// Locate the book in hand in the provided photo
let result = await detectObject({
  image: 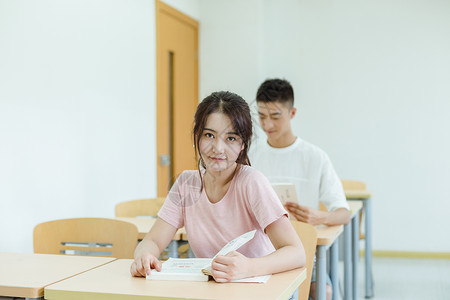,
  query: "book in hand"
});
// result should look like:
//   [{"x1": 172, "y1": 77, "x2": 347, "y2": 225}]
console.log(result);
[
  {"x1": 146, "y1": 230, "x2": 271, "y2": 283},
  {"x1": 272, "y1": 183, "x2": 298, "y2": 220}
]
